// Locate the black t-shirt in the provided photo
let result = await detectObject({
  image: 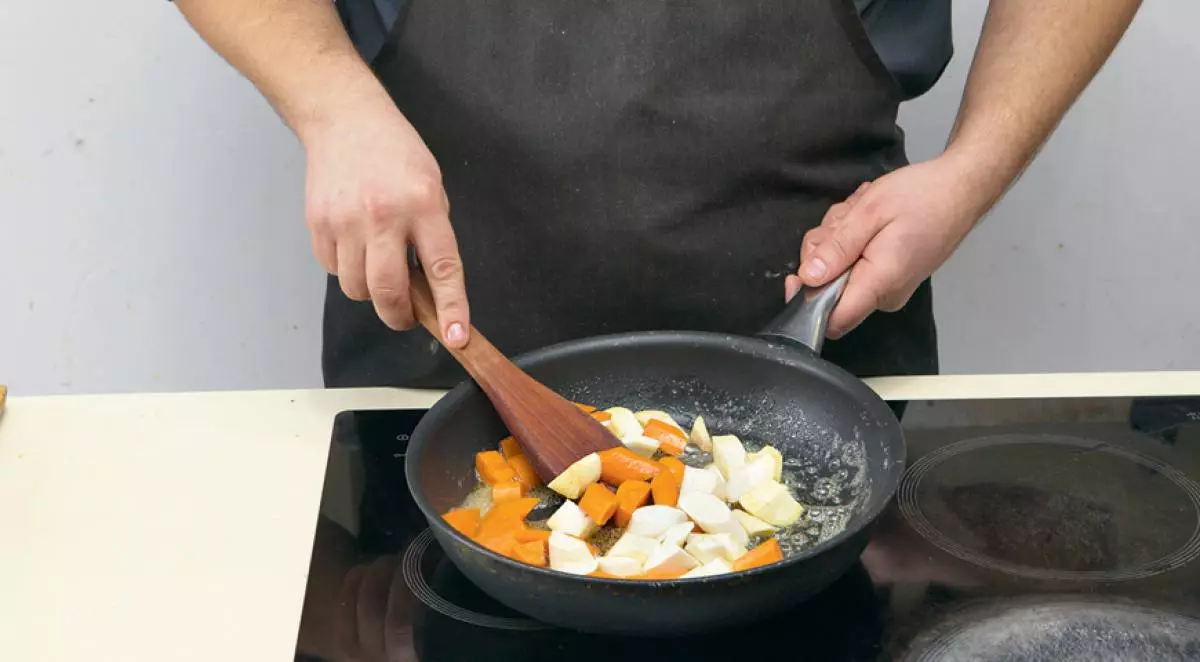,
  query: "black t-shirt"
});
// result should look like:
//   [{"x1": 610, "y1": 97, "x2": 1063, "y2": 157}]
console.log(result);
[{"x1": 338, "y1": 0, "x2": 952, "y2": 100}]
